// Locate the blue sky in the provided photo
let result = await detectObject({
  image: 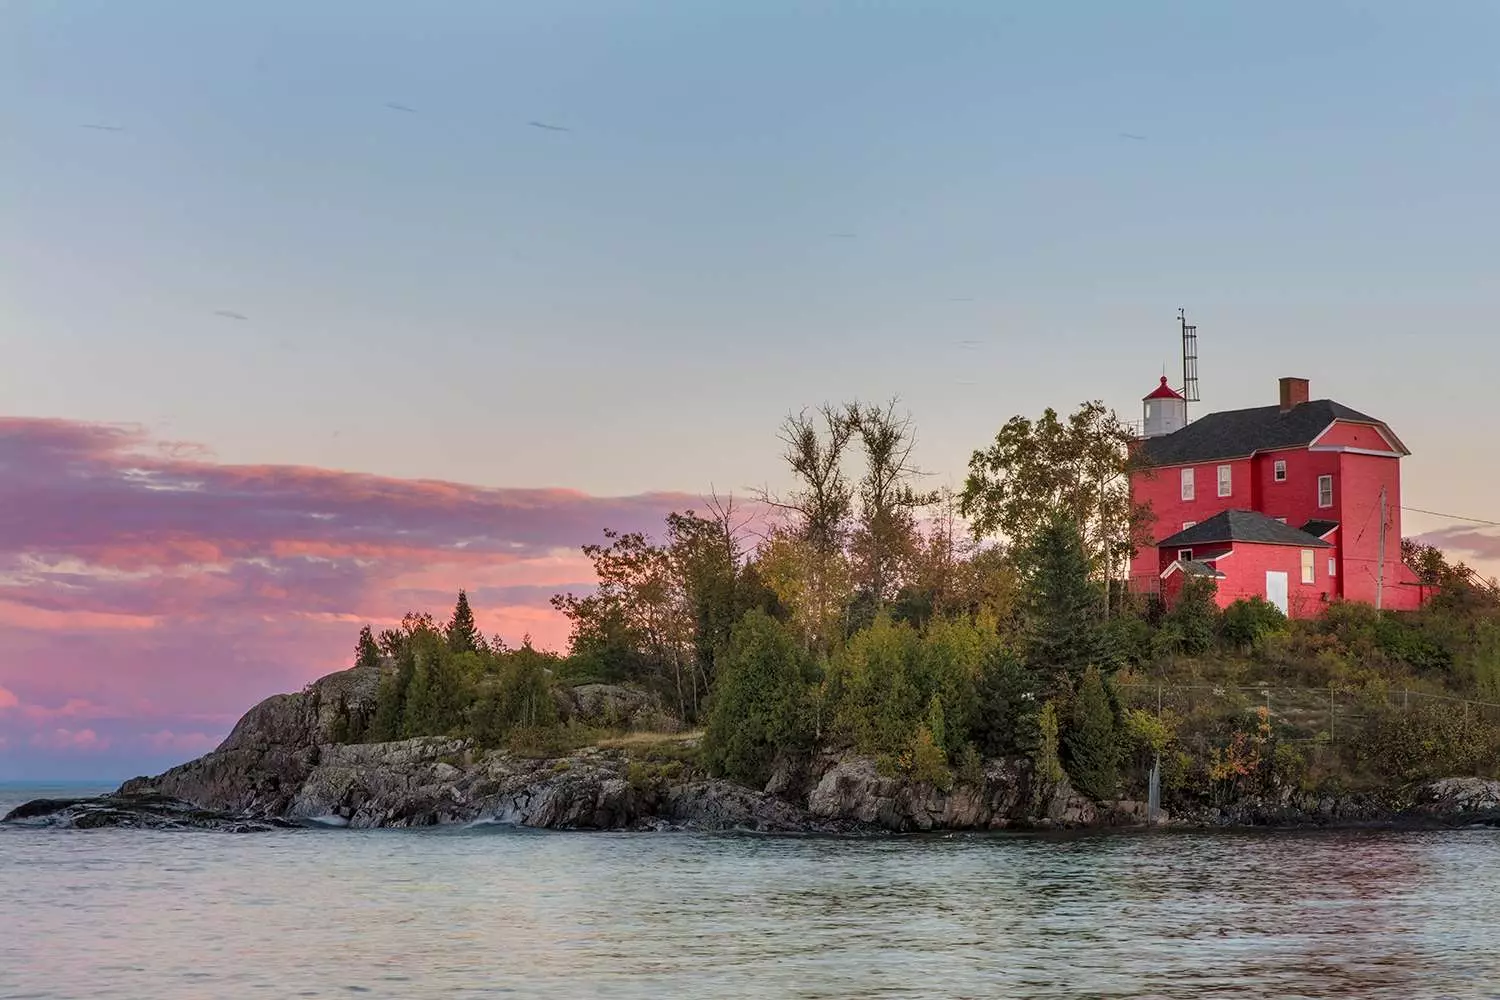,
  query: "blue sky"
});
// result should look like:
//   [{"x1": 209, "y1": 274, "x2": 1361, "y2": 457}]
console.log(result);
[
  {"x1": 2, "y1": 2, "x2": 1499, "y2": 777},
  {"x1": 4, "y1": 1, "x2": 1497, "y2": 506}
]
